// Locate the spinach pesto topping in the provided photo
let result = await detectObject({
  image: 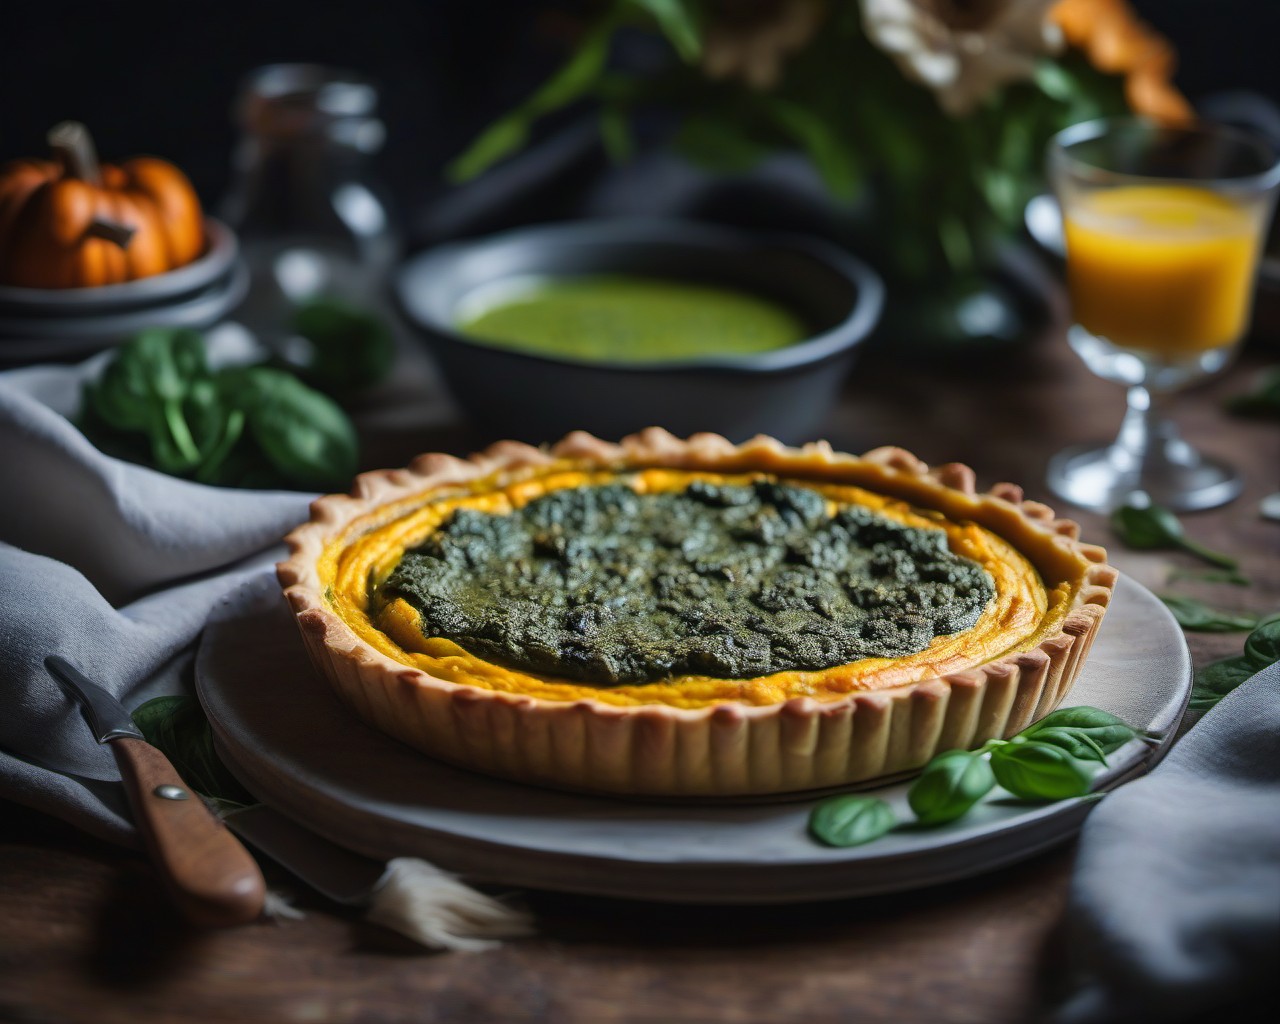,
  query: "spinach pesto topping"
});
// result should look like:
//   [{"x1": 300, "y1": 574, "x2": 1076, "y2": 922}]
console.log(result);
[{"x1": 381, "y1": 480, "x2": 996, "y2": 686}]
